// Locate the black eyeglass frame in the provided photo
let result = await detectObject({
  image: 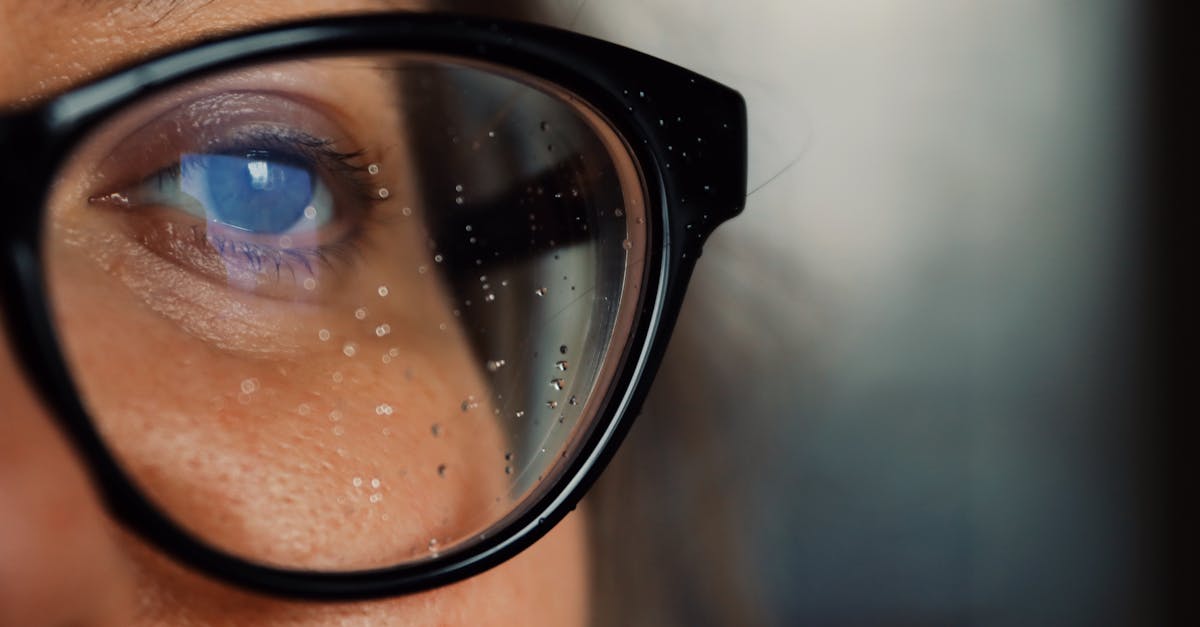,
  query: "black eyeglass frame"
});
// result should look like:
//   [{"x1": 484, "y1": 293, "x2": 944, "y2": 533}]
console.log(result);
[{"x1": 0, "y1": 13, "x2": 747, "y2": 600}]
